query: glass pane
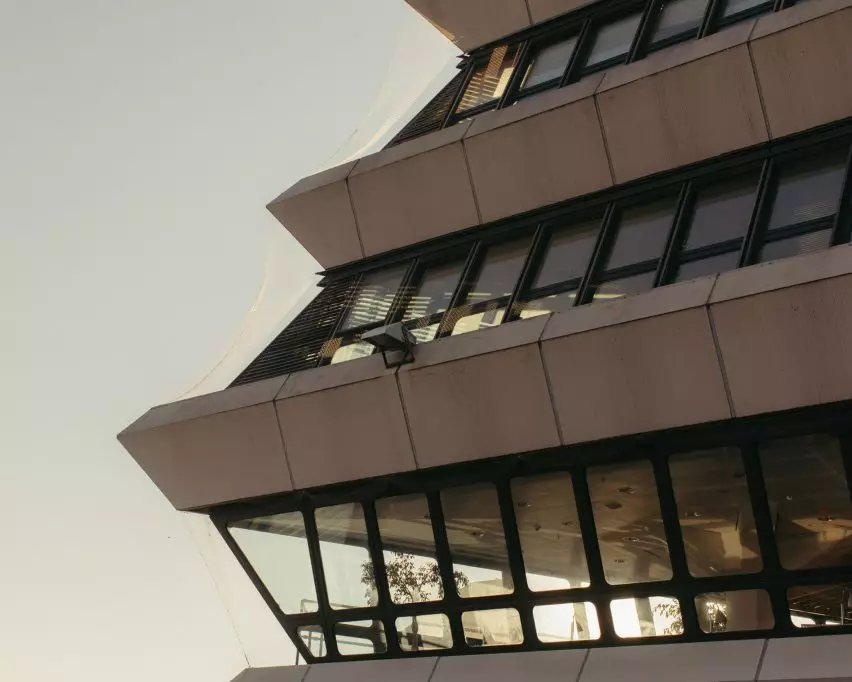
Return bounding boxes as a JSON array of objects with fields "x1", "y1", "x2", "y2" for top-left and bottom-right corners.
[
  {"x1": 376, "y1": 494, "x2": 443, "y2": 605},
  {"x1": 674, "y1": 252, "x2": 740, "y2": 282},
  {"x1": 228, "y1": 512, "x2": 317, "y2": 614},
  {"x1": 670, "y1": 448, "x2": 762, "y2": 577},
  {"x1": 462, "y1": 608, "x2": 524, "y2": 647},
  {"x1": 457, "y1": 45, "x2": 520, "y2": 113},
  {"x1": 789, "y1": 584, "x2": 852, "y2": 628},
  {"x1": 605, "y1": 199, "x2": 677, "y2": 270},
  {"x1": 396, "y1": 614, "x2": 453, "y2": 652},
  {"x1": 592, "y1": 271, "x2": 656, "y2": 302},
  {"x1": 611, "y1": 597, "x2": 683, "y2": 637},
  {"x1": 759, "y1": 229, "x2": 832, "y2": 263},
  {"x1": 441, "y1": 483, "x2": 514, "y2": 598},
  {"x1": 512, "y1": 474, "x2": 589, "y2": 592},
  {"x1": 409, "y1": 321, "x2": 440, "y2": 343},
  {"x1": 760, "y1": 434, "x2": 852, "y2": 571},
  {"x1": 298, "y1": 625, "x2": 327, "y2": 658},
  {"x1": 722, "y1": 0, "x2": 770, "y2": 18},
  {"x1": 403, "y1": 261, "x2": 464, "y2": 321},
  {"x1": 695, "y1": 590, "x2": 774, "y2": 633},
  {"x1": 534, "y1": 603, "x2": 600, "y2": 642},
  {"x1": 330, "y1": 340, "x2": 374, "y2": 365},
  {"x1": 335, "y1": 620, "x2": 387, "y2": 656},
  {"x1": 652, "y1": 0, "x2": 708, "y2": 43},
  {"x1": 315, "y1": 503, "x2": 378, "y2": 610},
  {"x1": 533, "y1": 220, "x2": 600, "y2": 289},
  {"x1": 588, "y1": 460, "x2": 673, "y2": 585},
  {"x1": 768, "y1": 152, "x2": 847, "y2": 230},
  {"x1": 522, "y1": 37, "x2": 578, "y2": 89},
  {"x1": 463, "y1": 238, "x2": 532, "y2": 305},
  {"x1": 518, "y1": 290, "x2": 578, "y2": 318},
  {"x1": 685, "y1": 175, "x2": 759, "y2": 250},
  {"x1": 450, "y1": 306, "x2": 506, "y2": 336},
  {"x1": 340, "y1": 267, "x2": 406, "y2": 331},
  {"x1": 586, "y1": 13, "x2": 642, "y2": 67}
]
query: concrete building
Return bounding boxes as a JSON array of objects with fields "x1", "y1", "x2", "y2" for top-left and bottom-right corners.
[{"x1": 119, "y1": 0, "x2": 852, "y2": 680}]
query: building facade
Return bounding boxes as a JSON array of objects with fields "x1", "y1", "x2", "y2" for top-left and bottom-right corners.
[{"x1": 120, "y1": 0, "x2": 852, "y2": 680}]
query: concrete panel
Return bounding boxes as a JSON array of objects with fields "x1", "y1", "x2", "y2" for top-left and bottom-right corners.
[
  {"x1": 231, "y1": 666, "x2": 310, "y2": 682},
  {"x1": 305, "y1": 658, "x2": 436, "y2": 682},
  {"x1": 276, "y1": 376, "x2": 416, "y2": 489},
  {"x1": 597, "y1": 46, "x2": 768, "y2": 183},
  {"x1": 543, "y1": 308, "x2": 731, "y2": 443},
  {"x1": 759, "y1": 635, "x2": 852, "y2": 680},
  {"x1": 404, "y1": 0, "x2": 531, "y2": 51},
  {"x1": 399, "y1": 344, "x2": 560, "y2": 469},
  {"x1": 582, "y1": 640, "x2": 765, "y2": 682},
  {"x1": 465, "y1": 98, "x2": 612, "y2": 223},
  {"x1": 751, "y1": 0, "x2": 852, "y2": 41},
  {"x1": 268, "y1": 180, "x2": 363, "y2": 269},
  {"x1": 119, "y1": 402, "x2": 292, "y2": 511},
  {"x1": 750, "y1": 7, "x2": 852, "y2": 138},
  {"x1": 348, "y1": 143, "x2": 480, "y2": 256},
  {"x1": 277, "y1": 354, "x2": 392, "y2": 399},
  {"x1": 433, "y1": 649, "x2": 588, "y2": 682},
  {"x1": 710, "y1": 274, "x2": 852, "y2": 417},
  {"x1": 528, "y1": 0, "x2": 593, "y2": 22}
]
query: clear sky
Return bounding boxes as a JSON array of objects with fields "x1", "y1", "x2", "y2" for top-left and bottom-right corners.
[{"x1": 0, "y1": 2, "x2": 455, "y2": 680}]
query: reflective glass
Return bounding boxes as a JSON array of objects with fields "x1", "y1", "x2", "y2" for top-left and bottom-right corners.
[
  {"x1": 409, "y1": 321, "x2": 440, "y2": 343},
  {"x1": 463, "y1": 238, "x2": 532, "y2": 305},
  {"x1": 585, "y1": 13, "x2": 642, "y2": 67},
  {"x1": 532, "y1": 220, "x2": 600, "y2": 289},
  {"x1": 315, "y1": 503, "x2": 378, "y2": 610},
  {"x1": 376, "y1": 494, "x2": 443, "y2": 605},
  {"x1": 403, "y1": 261, "x2": 464, "y2": 321},
  {"x1": 522, "y1": 37, "x2": 578, "y2": 89},
  {"x1": 588, "y1": 460, "x2": 673, "y2": 585},
  {"x1": 759, "y1": 229, "x2": 832, "y2": 263},
  {"x1": 592, "y1": 271, "x2": 656, "y2": 302},
  {"x1": 450, "y1": 306, "x2": 506, "y2": 336},
  {"x1": 457, "y1": 45, "x2": 520, "y2": 113},
  {"x1": 788, "y1": 584, "x2": 852, "y2": 628},
  {"x1": 339, "y1": 267, "x2": 406, "y2": 331},
  {"x1": 330, "y1": 340, "x2": 374, "y2": 365},
  {"x1": 695, "y1": 590, "x2": 774, "y2": 633},
  {"x1": 722, "y1": 0, "x2": 771, "y2": 18},
  {"x1": 674, "y1": 252, "x2": 740, "y2": 282},
  {"x1": 534, "y1": 603, "x2": 600, "y2": 642},
  {"x1": 611, "y1": 597, "x2": 683, "y2": 637},
  {"x1": 760, "y1": 434, "x2": 852, "y2": 570},
  {"x1": 512, "y1": 473, "x2": 589, "y2": 591},
  {"x1": 767, "y1": 152, "x2": 847, "y2": 230},
  {"x1": 298, "y1": 625, "x2": 327, "y2": 658},
  {"x1": 651, "y1": 0, "x2": 708, "y2": 43},
  {"x1": 441, "y1": 483, "x2": 514, "y2": 598},
  {"x1": 670, "y1": 448, "x2": 762, "y2": 577},
  {"x1": 228, "y1": 512, "x2": 318, "y2": 614},
  {"x1": 462, "y1": 608, "x2": 524, "y2": 647},
  {"x1": 685, "y1": 175, "x2": 759, "y2": 250},
  {"x1": 605, "y1": 199, "x2": 676, "y2": 270},
  {"x1": 518, "y1": 290, "x2": 578, "y2": 318},
  {"x1": 396, "y1": 614, "x2": 453, "y2": 652},
  {"x1": 335, "y1": 620, "x2": 387, "y2": 656}
]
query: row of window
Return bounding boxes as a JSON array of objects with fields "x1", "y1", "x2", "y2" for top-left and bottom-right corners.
[
  {"x1": 322, "y1": 140, "x2": 852, "y2": 365},
  {"x1": 220, "y1": 431, "x2": 852, "y2": 661},
  {"x1": 442, "y1": 0, "x2": 799, "y2": 128}
]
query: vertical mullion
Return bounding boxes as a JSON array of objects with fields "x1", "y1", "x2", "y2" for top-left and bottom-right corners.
[
  {"x1": 739, "y1": 158, "x2": 775, "y2": 268},
  {"x1": 303, "y1": 506, "x2": 342, "y2": 658},
  {"x1": 363, "y1": 501, "x2": 401, "y2": 655},
  {"x1": 830, "y1": 142, "x2": 852, "y2": 246},
  {"x1": 561, "y1": 19, "x2": 593, "y2": 85},
  {"x1": 442, "y1": 60, "x2": 477, "y2": 129},
  {"x1": 499, "y1": 41, "x2": 532, "y2": 108},
  {"x1": 741, "y1": 443, "x2": 794, "y2": 634},
  {"x1": 496, "y1": 480, "x2": 536, "y2": 645},
  {"x1": 504, "y1": 224, "x2": 547, "y2": 323},
  {"x1": 698, "y1": 0, "x2": 723, "y2": 37},
  {"x1": 386, "y1": 259, "x2": 420, "y2": 325},
  {"x1": 437, "y1": 242, "x2": 483, "y2": 338},
  {"x1": 656, "y1": 181, "x2": 694, "y2": 286},
  {"x1": 629, "y1": 0, "x2": 661, "y2": 62},
  {"x1": 577, "y1": 204, "x2": 618, "y2": 306},
  {"x1": 651, "y1": 456, "x2": 701, "y2": 636},
  {"x1": 427, "y1": 491, "x2": 466, "y2": 650}
]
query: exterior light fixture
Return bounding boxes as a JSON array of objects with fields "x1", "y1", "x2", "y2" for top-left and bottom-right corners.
[{"x1": 361, "y1": 322, "x2": 418, "y2": 368}]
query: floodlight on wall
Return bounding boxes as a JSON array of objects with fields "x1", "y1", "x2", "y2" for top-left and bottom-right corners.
[{"x1": 361, "y1": 322, "x2": 417, "y2": 369}]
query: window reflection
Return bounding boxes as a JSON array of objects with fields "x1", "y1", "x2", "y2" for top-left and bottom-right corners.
[
  {"x1": 606, "y1": 200, "x2": 676, "y2": 270},
  {"x1": 403, "y1": 261, "x2": 464, "y2": 321},
  {"x1": 335, "y1": 620, "x2": 387, "y2": 656},
  {"x1": 611, "y1": 597, "x2": 683, "y2": 637},
  {"x1": 768, "y1": 151, "x2": 847, "y2": 231},
  {"x1": 396, "y1": 614, "x2": 453, "y2": 652},
  {"x1": 522, "y1": 37, "x2": 578, "y2": 90},
  {"x1": 585, "y1": 13, "x2": 642, "y2": 68},
  {"x1": 534, "y1": 603, "x2": 600, "y2": 642},
  {"x1": 651, "y1": 0, "x2": 708, "y2": 44},
  {"x1": 789, "y1": 584, "x2": 852, "y2": 628},
  {"x1": 512, "y1": 474, "x2": 589, "y2": 591},
  {"x1": 532, "y1": 220, "x2": 601, "y2": 290},
  {"x1": 695, "y1": 590, "x2": 774, "y2": 633},
  {"x1": 441, "y1": 483, "x2": 514, "y2": 598},
  {"x1": 721, "y1": 0, "x2": 771, "y2": 18},
  {"x1": 465, "y1": 239, "x2": 531, "y2": 304},
  {"x1": 517, "y1": 290, "x2": 577, "y2": 318},
  {"x1": 228, "y1": 512, "x2": 317, "y2": 614},
  {"x1": 450, "y1": 306, "x2": 506, "y2": 336},
  {"x1": 591, "y1": 271, "x2": 655, "y2": 302},
  {"x1": 315, "y1": 503, "x2": 378, "y2": 610},
  {"x1": 759, "y1": 229, "x2": 832, "y2": 263},
  {"x1": 339, "y1": 267, "x2": 406, "y2": 331},
  {"x1": 462, "y1": 608, "x2": 524, "y2": 647},
  {"x1": 330, "y1": 340, "x2": 374, "y2": 365},
  {"x1": 298, "y1": 625, "x2": 327, "y2": 658},
  {"x1": 685, "y1": 175, "x2": 758, "y2": 250},
  {"x1": 760, "y1": 435, "x2": 852, "y2": 571},
  {"x1": 674, "y1": 252, "x2": 739, "y2": 283},
  {"x1": 457, "y1": 45, "x2": 520, "y2": 113},
  {"x1": 588, "y1": 460, "x2": 673, "y2": 585},
  {"x1": 669, "y1": 448, "x2": 762, "y2": 577}
]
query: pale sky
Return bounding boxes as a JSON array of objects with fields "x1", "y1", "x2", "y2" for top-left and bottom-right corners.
[{"x1": 0, "y1": 2, "x2": 455, "y2": 680}]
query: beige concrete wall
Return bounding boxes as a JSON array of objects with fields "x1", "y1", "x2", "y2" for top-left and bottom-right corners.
[
  {"x1": 270, "y1": 0, "x2": 852, "y2": 269},
  {"x1": 120, "y1": 244, "x2": 852, "y2": 510}
]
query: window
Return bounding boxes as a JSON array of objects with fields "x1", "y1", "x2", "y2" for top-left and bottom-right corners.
[
  {"x1": 650, "y1": 0, "x2": 709, "y2": 45},
  {"x1": 396, "y1": 614, "x2": 453, "y2": 651},
  {"x1": 456, "y1": 45, "x2": 520, "y2": 114},
  {"x1": 788, "y1": 584, "x2": 852, "y2": 628},
  {"x1": 402, "y1": 259, "x2": 465, "y2": 343},
  {"x1": 521, "y1": 36, "x2": 578, "y2": 91},
  {"x1": 695, "y1": 590, "x2": 774, "y2": 633},
  {"x1": 339, "y1": 267, "x2": 406, "y2": 331},
  {"x1": 534, "y1": 602, "x2": 600, "y2": 642},
  {"x1": 611, "y1": 597, "x2": 683, "y2": 637},
  {"x1": 315, "y1": 503, "x2": 377, "y2": 610},
  {"x1": 719, "y1": 0, "x2": 772, "y2": 21},
  {"x1": 298, "y1": 625, "x2": 327, "y2": 658},
  {"x1": 462, "y1": 608, "x2": 524, "y2": 647},
  {"x1": 583, "y1": 13, "x2": 642, "y2": 71},
  {"x1": 335, "y1": 620, "x2": 387, "y2": 656}
]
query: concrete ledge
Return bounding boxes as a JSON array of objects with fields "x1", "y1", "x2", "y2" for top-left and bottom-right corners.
[
  {"x1": 758, "y1": 634, "x2": 852, "y2": 680},
  {"x1": 432, "y1": 649, "x2": 587, "y2": 682}
]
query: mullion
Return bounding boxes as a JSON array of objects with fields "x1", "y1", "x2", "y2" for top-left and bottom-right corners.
[
  {"x1": 426, "y1": 492, "x2": 467, "y2": 651},
  {"x1": 657, "y1": 181, "x2": 694, "y2": 286},
  {"x1": 498, "y1": 41, "x2": 533, "y2": 108},
  {"x1": 577, "y1": 204, "x2": 618, "y2": 305},
  {"x1": 386, "y1": 258, "x2": 421, "y2": 325},
  {"x1": 303, "y1": 507, "x2": 342, "y2": 657},
  {"x1": 561, "y1": 19, "x2": 594, "y2": 85},
  {"x1": 442, "y1": 60, "x2": 478, "y2": 129},
  {"x1": 739, "y1": 158, "x2": 775, "y2": 267},
  {"x1": 762, "y1": 217, "x2": 836, "y2": 244},
  {"x1": 436, "y1": 243, "x2": 482, "y2": 338},
  {"x1": 504, "y1": 224, "x2": 547, "y2": 323},
  {"x1": 830, "y1": 143, "x2": 852, "y2": 246},
  {"x1": 363, "y1": 501, "x2": 401, "y2": 655},
  {"x1": 627, "y1": 0, "x2": 660, "y2": 62}
]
